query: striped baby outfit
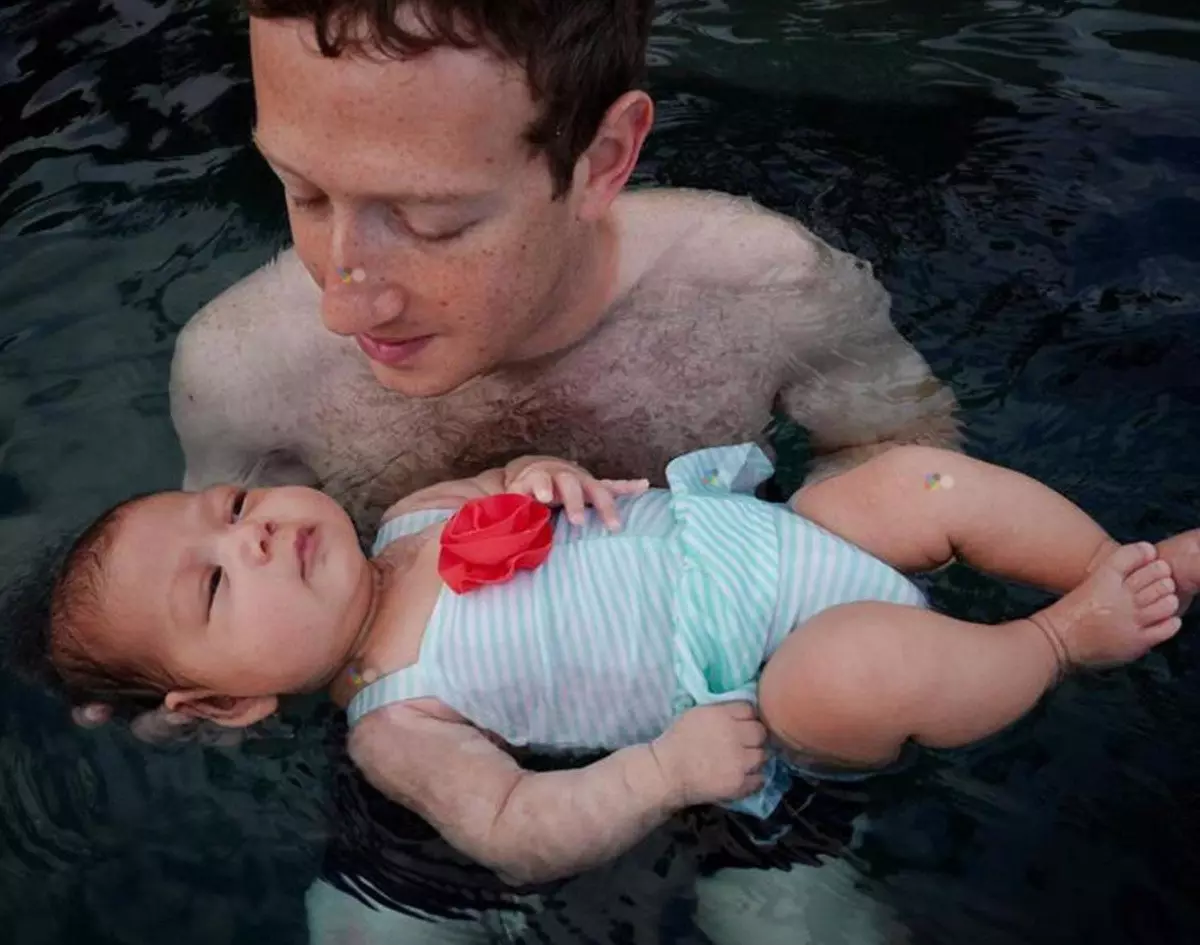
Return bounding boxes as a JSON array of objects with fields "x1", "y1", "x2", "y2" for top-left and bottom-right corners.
[{"x1": 348, "y1": 444, "x2": 926, "y2": 817}]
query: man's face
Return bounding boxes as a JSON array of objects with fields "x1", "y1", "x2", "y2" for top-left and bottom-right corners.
[{"x1": 250, "y1": 18, "x2": 586, "y2": 397}]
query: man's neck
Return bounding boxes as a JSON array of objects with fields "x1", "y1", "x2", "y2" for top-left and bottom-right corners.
[{"x1": 508, "y1": 212, "x2": 625, "y2": 366}]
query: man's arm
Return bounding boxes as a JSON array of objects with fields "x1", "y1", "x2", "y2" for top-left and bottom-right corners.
[
  {"x1": 653, "y1": 192, "x2": 960, "y2": 487},
  {"x1": 775, "y1": 243, "x2": 961, "y2": 486}
]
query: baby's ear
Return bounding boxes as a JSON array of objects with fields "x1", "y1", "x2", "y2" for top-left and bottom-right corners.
[{"x1": 163, "y1": 690, "x2": 278, "y2": 728}]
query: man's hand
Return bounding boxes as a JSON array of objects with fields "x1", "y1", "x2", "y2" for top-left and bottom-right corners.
[
  {"x1": 504, "y1": 456, "x2": 648, "y2": 530},
  {"x1": 72, "y1": 702, "x2": 245, "y2": 746},
  {"x1": 651, "y1": 702, "x2": 767, "y2": 807}
]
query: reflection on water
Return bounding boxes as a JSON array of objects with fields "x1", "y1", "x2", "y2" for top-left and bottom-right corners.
[{"x1": 2, "y1": 1, "x2": 1200, "y2": 942}]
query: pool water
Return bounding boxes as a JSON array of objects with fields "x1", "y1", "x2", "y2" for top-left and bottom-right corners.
[{"x1": 2, "y1": 0, "x2": 1200, "y2": 942}]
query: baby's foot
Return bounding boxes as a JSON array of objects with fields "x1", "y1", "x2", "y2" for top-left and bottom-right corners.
[
  {"x1": 1156, "y1": 529, "x2": 1200, "y2": 614},
  {"x1": 1032, "y1": 542, "x2": 1182, "y2": 670}
]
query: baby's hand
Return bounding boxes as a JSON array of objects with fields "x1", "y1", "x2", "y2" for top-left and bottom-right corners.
[
  {"x1": 652, "y1": 702, "x2": 767, "y2": 807},
  {"x1": 505, "y1": 457, "x2": 648, "y2": 530}
]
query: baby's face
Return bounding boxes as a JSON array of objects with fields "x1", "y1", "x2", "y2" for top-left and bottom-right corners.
[{"x1": 102, "y1": 484, "x2": 373, "y2": 698}]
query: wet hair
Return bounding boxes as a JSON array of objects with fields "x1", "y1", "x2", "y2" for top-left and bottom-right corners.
[
  {"x1": 41, "y1": 494, "x2": 173, "y2": 713},
  {"x1": 242, "y1": 0, "x2": 656, "y2": 197}
]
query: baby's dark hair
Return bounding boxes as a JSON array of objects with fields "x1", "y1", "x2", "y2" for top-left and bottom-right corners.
[{"x1": 41, "y1": 493, "x2": 174, "y2": 712}]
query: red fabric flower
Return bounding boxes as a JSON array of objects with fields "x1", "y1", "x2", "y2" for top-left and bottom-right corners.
[{"x1": 437, "y1": 494, "x2": 554, "y2": 594}]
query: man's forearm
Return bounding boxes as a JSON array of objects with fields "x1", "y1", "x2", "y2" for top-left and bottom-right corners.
[{"x1": 802, "y1": 382, "x2": 962, "y2": 487}]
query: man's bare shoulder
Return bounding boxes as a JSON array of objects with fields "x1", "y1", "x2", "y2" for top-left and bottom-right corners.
[
  {"x1": 172, "y1": 250, "x2": 364, "y2": 401},
  {"x1": 618, "y1": 188, "x2": 839, "y2": 288},
  {"x1": 170, "y1": 250, "x2": 361, "y2": 444},
  {"x1": 176, "y1": 249, "x2": 325, "y2": 364}
]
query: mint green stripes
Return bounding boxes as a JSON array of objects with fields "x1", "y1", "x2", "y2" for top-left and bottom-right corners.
[{"x1": 348, "y1": 443, "x2": 927, "y2": 793}]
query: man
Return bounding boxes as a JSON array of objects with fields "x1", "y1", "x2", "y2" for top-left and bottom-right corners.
[{"x1": 164, "y1": 1, "x2": 959, "y2": 941}]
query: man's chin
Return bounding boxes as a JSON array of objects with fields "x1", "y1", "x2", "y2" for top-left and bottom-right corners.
[{"x1": 367, "y1": 358, "x2": 478, "y2": 399}]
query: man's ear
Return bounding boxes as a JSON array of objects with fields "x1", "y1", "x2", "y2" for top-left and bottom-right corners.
[
  {"x1": 163, "y1": 690, "x2": 278, "y2": 728},
  {"x1": 573, "y1": 90, "x2": 654, "y2": 221}
]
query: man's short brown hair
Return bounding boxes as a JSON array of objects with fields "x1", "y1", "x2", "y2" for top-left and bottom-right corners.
[{"x1": 244, "y1": 0, "x2": 656, "y2": 196}]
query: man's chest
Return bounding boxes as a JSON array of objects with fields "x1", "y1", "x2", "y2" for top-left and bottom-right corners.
[{"x1": 299, "y1": 298, "x2": 786, "y2": 527}]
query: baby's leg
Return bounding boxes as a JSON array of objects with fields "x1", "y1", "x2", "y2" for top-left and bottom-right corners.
[
  {"x1": 758, "y1": 544, "x2": 1181, "y2": 768},
  {"x1": 790, "y1": 445, "x2": 1189, "y2": 599}
]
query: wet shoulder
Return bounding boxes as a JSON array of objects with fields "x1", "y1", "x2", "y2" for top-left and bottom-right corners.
[
  {"x1": 176, "y1": 249, "x2": 324, "y2": 358},
  {"x1": 618, "y1": 188, "x2": 830, "y2": 291},
  {"x1": 171, "y1": 250, "x2": 361, "y2": 404},
  {"x1": 169, "y1": 249, "x2": 375, "y2": 477}
]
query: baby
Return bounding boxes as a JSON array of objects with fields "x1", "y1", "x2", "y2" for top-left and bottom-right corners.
[{"x1": 44, "y1": 443, "x2": 1197, "y2": 884}]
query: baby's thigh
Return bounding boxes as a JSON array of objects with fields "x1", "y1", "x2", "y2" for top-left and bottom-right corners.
[{"x1": 758, "y1": 601, "x2": 917, "y2": 755}]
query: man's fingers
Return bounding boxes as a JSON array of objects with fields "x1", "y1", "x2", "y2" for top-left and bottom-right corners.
[
  {"x1": 72, "y1": 703, "x2": 112, "y2": 728},
  {"x1": 130, "y1": 708, "x2": 196, "y2": 744}
]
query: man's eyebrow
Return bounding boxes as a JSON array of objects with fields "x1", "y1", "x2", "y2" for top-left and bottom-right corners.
[{"x1": 250, "y1": 130, "x2": 491, "y2": 207}]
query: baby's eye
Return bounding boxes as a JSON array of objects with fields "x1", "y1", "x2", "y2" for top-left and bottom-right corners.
[
  {"x1": 230, "y1": 490, "x2": 247, "y2": 522},
  {"x1": 207, "y1": 567, "x2": 223, "y2": 613}
]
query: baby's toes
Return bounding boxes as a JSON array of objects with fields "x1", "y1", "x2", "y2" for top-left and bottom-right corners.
[
  {"x1": 1125, "y1": 558, "x2": 1171, "y2": 593},
  {"x1": 1134, "y1": 575, "x2": 1176, "y2": 607},
  {"x1": 1138, "y1": 592, "x2": 1180, "y2": 627},
  {"x1": 1141, "y1": 615, "x2": 1184, "y2": 648},
  {"x1": 1104, "y1": 542, "x2": 1158, "y2": 580}
]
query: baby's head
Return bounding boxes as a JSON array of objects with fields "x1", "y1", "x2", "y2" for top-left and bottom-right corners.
[{"x1": 48, "y1": 484, "x2": 375, "y2": 727}]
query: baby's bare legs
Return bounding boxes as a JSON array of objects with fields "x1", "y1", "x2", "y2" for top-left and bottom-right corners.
[
  {"x1": 791, "y1": 444, "x2": 1199, "y2": 607},
  {"x1": 759, "y1": 544, "x2": 1181, "y2": 768}
]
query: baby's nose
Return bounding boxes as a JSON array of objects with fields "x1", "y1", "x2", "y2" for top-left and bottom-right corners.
[{"x1": 242, "y1": 518, "x2": 277, "y2": 563}]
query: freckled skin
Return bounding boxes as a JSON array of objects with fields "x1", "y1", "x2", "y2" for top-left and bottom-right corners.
[
  {"x1": 171, "y1": 20, "x2": 959, "y2": 534},
  {"x1": 174, "y1": 194, "x2": 959, "y2": 534}
]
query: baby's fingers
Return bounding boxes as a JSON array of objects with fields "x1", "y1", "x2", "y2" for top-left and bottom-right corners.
[
  {"x1": 600, "y1": 478, "x2": 650, "y2": 496},
  {"x1": 554, "y1": 472, "x2": 588, "y2": 525},
  {"x1": 514, "y1": 469, "x2": 555, "y2": 504},
  {"x1": 584, "y1": 480, "x2": 622, "y2": 531},
  {"x1": 741, "y1": 720, "x2": 768, "y2": 749}
]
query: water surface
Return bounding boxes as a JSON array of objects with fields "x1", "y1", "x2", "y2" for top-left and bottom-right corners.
[{"x1": 2, "y1": 1, "x2": 1199, "y2": 942}]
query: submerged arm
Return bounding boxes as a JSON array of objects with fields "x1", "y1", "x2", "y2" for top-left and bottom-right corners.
[{"x1": 775, "y1": 244, "x2": 961, "y2": 486}]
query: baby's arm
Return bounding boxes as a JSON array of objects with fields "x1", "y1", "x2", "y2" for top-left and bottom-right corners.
[
  {"x1": 349, "y1": 702, "x2": 764, "y2": 885},
  {"x1": 381, "y1": 457, "x2": 647, "y2": 530}
]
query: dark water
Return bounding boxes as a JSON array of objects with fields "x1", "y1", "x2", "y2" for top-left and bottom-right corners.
[{"x1": 2, "y1": 0, "x2": 1199, "y2": 942}]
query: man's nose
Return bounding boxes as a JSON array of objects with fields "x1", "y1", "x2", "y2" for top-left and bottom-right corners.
[
  {"x1": 321, "y1": 272, "x2": 408, "y2": 338},
  {"x1": 321, "y1": 211, "x2": 407, "y2": 338}
]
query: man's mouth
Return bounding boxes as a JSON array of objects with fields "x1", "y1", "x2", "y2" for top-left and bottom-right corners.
[
  {"x1": 356, "y1": 333, "x2": 434, "y2": 367},
  {"x1": 295, "y1": 525, "x2": 317, "y2": 579}
]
